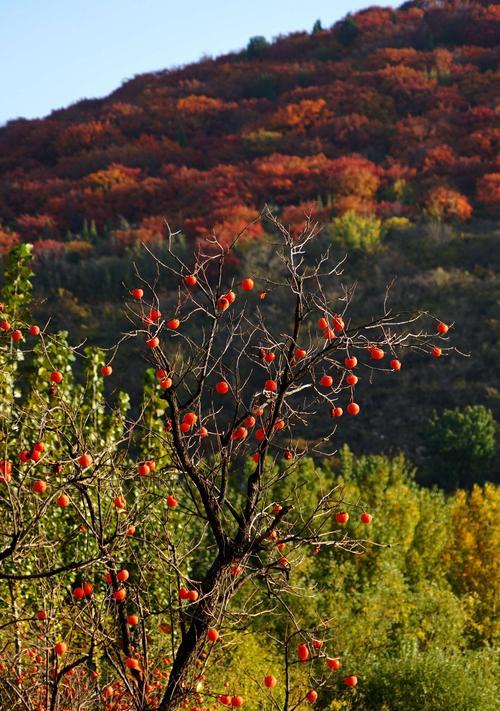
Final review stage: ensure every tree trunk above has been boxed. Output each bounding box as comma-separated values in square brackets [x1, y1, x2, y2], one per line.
[158, 551, 233, 711]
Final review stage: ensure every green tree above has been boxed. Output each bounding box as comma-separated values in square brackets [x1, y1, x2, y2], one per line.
[246, 35, 269, 58]
[330, 210, 382, 252]
[338, 14, 359, 47]
[421, 405, 497, 488]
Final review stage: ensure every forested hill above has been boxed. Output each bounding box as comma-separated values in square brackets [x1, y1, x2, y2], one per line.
[0, 1, 498, 478]
[0, 0, 498, 255]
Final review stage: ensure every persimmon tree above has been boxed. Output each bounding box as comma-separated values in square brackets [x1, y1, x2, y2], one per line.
[0, 214, 457, 711]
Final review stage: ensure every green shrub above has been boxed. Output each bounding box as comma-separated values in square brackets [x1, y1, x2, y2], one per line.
[330, 211, 383, 252]
[354, 649, 498, 711]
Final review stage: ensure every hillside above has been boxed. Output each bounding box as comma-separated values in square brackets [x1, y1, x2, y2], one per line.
[0, 0, 498, 476]
[0, 0, 498, 251]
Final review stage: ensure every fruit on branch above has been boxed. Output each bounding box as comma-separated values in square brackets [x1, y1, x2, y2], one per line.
[78, 454, 93, 468]
[56, 494, 70, 507]
[131, 288, 143, 299]
[264, 674, 277, 688]
[29, 325, 40, 336]
[324, 328, 336, 340]
[101, 365, 112, 376]
[0, 460, 12, 484]
[216, 381, 230, 394]
[126, 525, 135, 535]
[127, 614, 139, 625]
[390, 359, 401, 371]
[360, 512, 373, 524]
[370, 347, 384, 360]
[0, 319, 10, 331]
[317, 317, 328, 330]
[297, 643, 309, 661]
[437, 322, 449, 334]
[117, 569, 129, 582]
[167, 318, 180, 330]
[347, 402, 360, 415]
[331, 406, 343, 417]
[295, 348, 307, 359]
[11, 329, 23, 342]
[114, 496, 126, 509]
[184, 274, 197, 287]
[183, 412, 198, 426]
[73, 587, 85, 600]
[345, 356, 357, 368]
[336, 511, 349, 524]
[160, 377, 172, 389]
[33, 480, 47, 494]
[147, 337, 159, 349]
[312, 639, 323, 648]
[137, 463, 150, 476]
[54, 641, 67, 656]
[264, 379, 278, 392]
[207, 627, 219, 642]
[346, 373, 358, 385]
[179, 587, 189, 600]
[320, 375, 333, 387]
[19, 450, 31, 462]
[231, 426, 248, 441]
[149, 308, 161, 322]
[50, 371, 63, 383]
[125, 657, 140, 670]
[83, 583, 93, 596]
[332, 315, 345, 331]
[241, 278, 254, 291]
[432, 346, 442, 357]
[244, 415, 256, 428]
[306, 690, 318, 702]
[327, 657, 341, 670]
[36, 611, 47, 621]
[344, 675, 358, 687]
[218, 297, 230, 311]
[31, 448, 43, 462]
[188, 590, 199, 601]
[113, 588, 126, 601]
[166, 495, 178, 507]
[231, 695, 244, 707]
[198, 426, 208, 437]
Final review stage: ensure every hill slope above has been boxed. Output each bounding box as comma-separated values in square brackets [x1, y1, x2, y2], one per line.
[0, 0, 498, 476]
[0, 0, 498, 253]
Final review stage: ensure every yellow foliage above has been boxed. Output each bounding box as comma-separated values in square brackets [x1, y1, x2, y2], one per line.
[383, 216, 412, 232]
[444, 484, 500, 643]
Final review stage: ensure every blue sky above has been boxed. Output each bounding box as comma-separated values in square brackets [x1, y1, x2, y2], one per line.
[0, 1, 400, 126]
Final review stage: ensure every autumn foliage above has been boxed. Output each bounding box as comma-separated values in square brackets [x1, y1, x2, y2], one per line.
[0, 0, 498, 258]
